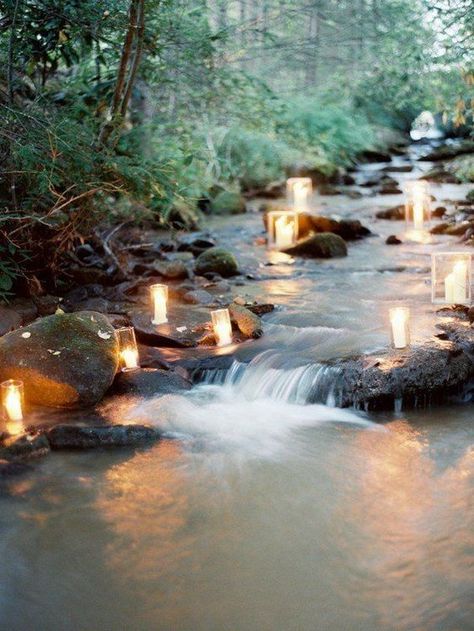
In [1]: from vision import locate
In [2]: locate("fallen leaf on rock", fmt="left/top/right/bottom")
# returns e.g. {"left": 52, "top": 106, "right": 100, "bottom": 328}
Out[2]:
{"left": 21, "top": 332, "right": 31, "bottom": 339}
{"left": 176, "top": 326, "right": 187, "bottom": 332}
{"left": 98, "top": 330, "right": 112, "bottom": 339}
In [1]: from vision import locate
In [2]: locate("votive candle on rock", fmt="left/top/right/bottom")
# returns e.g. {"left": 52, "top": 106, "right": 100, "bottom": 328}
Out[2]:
{"left": 431, "top": 252, "right": 472, "bottom": 305}
{"left": 211, "top": 308, "right": 233, "bottom": 347}
{"left": 151, "top": 283, "right": 168, "bottom": 325}
{"left": 389, "top": 307, "right": 410, "bottom": 349}
{"left": 1, "top": 379, "right": 24, "bottom": 435}
{"left": 116, "top": 326, "right": 140, "bottom": 372}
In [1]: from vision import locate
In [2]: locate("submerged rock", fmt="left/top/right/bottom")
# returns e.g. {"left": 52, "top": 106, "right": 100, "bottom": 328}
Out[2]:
{"left": 112, "top": 367, "right": 192, "bottom": 398}
{"left": 195, "top": 247, "right": 239, "bottom": 278}
{"left": 0, "top": 432, "right": 50, "bottom": 460}
{"left": 229, "top": 304, "right": 263, "bottom": 339}
{"left": 0, "top": 311, "right": 119, "bottom": 408}
{"left": 47, "top": 424, "right": 161, "bottom": 449}
{"left": 282, "top": 233, "right": 347, "bottom": 258}
{"left": 0, "top": 458, "right": 32, "bottom": 476}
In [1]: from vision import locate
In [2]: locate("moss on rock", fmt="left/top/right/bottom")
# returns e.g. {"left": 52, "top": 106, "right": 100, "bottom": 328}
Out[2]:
{"left": 282, "top": 232, "right": 347, "bottom": 258}
{"left": 194, "top": 247, "right": 239, "bottom": 277}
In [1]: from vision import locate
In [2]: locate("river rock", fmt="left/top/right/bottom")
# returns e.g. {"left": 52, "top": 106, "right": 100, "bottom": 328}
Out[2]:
{"left": 211, "top": 191, "right": 246, "bottom": 215}
{"left": 0, "top": 432, "right": 50, "bottom": 460}
{"left": 195, "top": 247, "right": 239, "bottom": 277}
{"left": 131, "top": 309, "right": 204, "bottom": 348}
{"left": 0, "top": 311, "right": 119, "bottom": 408}
{"left": 329, "top": 321, "right": 473, "bottom": 410}
{"left": 177, "top": 237, "right": 216, "bottom": 257}
{"left": 358, "top": 149, "right": 392, "bottom": 163}
{"left": 282, "top": 233, "right": 347, "bottom": 258}
{"left": 424, "top": 166, "right": 460, "bottom": 183}
{"left": 0, "top": 305, "right": 22, "bottom": 336}
{"left": 47, "top": 424, "right": 161, "bottom": 449}
{"left": 154, "top": 260, "right": 188, "bottom": 279}
{"left": 183, "top": 289, "right": 214, "bottom": 305}
{"left": 111, "top": 367, "right": 192, "bottom": 398}
{"left": 376, "top": 205, "right": 405, "bottom": 220}
{"left": 422, "top": 140, "right": 474, "bottom": 161}
{"left": 229, "top": 304, "right": 263, "bottom": 339}
{"left": 386, "top": 235, "right": 402, "bottom": 245}
{"left": 430, "top": 222, "right": 450, "bottom": 235}
{"left": 381, "top": 164, "right": 413, "bottom": 172}
{"left": 295, "top": 214, "right": 370, "bottom": 241}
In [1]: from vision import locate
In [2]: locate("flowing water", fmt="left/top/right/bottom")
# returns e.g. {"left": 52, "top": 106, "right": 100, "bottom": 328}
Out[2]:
{"left": 0, "top": 142, "right": 473, "bottom": 630}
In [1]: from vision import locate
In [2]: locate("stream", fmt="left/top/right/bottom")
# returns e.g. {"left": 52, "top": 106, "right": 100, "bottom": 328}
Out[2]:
{"left": 0, "top": 142, "right": 472, "bottom": 631}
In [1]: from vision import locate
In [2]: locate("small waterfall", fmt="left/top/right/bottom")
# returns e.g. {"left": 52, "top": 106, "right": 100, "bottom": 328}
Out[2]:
{"left": 196, "top": 349, "right": 345, "bottom": 407}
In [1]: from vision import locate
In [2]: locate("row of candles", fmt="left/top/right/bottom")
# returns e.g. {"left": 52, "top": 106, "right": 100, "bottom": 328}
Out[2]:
{"left": 272, "top": 178, "right": 472, "bottom": 350}
{"left": 0, "top": 291, "right": 234, "bottom": 434}
{"left": 1, "top": 180, "right": 472, "bottom": 433}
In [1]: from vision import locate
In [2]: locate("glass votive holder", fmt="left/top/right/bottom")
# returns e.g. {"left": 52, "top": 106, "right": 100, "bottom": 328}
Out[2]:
{"left": 151, "top": 283, "right": 168, "bottom": 325}
{"left": 211, "top": 308, "right": 233, "bottom": 347}
{"left": 403, "top": 180, "right": 431, "bottom": 230}
{"left": 286, "top": 177, "right": 312, "bottom": 211}
{"left": 1, "top": 379, "right": 25, "bottom": 435}
{"left": 431, "top": 252, "right": 472, "bottom": 305}
{"left": 389, "top": 307, "right": 411, "bottom": 349}
{"left": 116, "top": 326, "right": 140, "bottom": 372}
{"left": 267, "top": 210, "right": 298, "bottom": 250}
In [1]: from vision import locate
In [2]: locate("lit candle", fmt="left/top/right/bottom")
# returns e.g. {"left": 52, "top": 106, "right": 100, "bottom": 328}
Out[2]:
{"left": 1, "top": 380, "right": 24, "bottom": 435}
{"left": 211, "top": 309, "right": 233, "bottom": 347}
{"left": 121, "top": 347, "right": 139, "bottom": 371}
{"left": 445, "top": 261, "right": 468, "bottom": 304}
{"left": 444, "top": 272, "right": 455, "bottom": 303}
{"left": 116, "top": 327, "right": 140, "bottom": 372}
{"left": 287, "top": 177, "right": 312, "bottom": 211}
{"left": 389, "top": 307, "right": 410, "bottom": 349}
{"left": 151, "top": 284, "right": 168, "bottom": 325}
{"left": 413, "top": 197, "right": 424, "bottom": 230}
{"left": 274, "top": 214, "right": 296, "bottom": 249}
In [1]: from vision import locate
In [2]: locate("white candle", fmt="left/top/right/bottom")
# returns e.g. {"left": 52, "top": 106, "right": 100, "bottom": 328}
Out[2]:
{"left": 5, "top": 387, "right": 23, "bottom": 422}
{"left": 453, "top": 261, "right": 467, "bottom": 303}
{"left": 413, "top": 198, "right": 424, "bottom": 230}
{"left": 121, "top": 347, "right": 139, "bottom": 371}
{"left": 1, "top": 380, "right": 24, "bottom": 435}
{"left": 116, "top": 326, "right": 140, "bottom": 372}
{"left": 211, "top": 309, "right": 233, "bottom": 347}
{"left": 444, "top": 272, "right": 454, "bottom": 303}
{"left": 275, "top": 215, "right": 295, "bottom": 248}
{"left": 390, "top": 307, "right": 410, "bottom": 349}
{"left": 151, "top": 284, "right": 168, "bottom": 325}
{"left": 293, "top": 181, "right": 308, "bottom": 210}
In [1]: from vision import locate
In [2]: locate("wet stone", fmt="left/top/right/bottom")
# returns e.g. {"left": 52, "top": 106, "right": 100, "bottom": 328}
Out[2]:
{"left": 0, "top": 433, "right": 50, "bottom": 460}
{"left": 47, "top": 424, "right": 161, "bottom": 449}
{"left": 112, "top": 367, "right": 192, "bottom": 398}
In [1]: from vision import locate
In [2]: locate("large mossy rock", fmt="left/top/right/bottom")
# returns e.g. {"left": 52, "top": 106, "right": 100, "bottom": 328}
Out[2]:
{"left": 0, "top": 311, "right": 119, "bottom": 408}
{"left": 211, "top": 191, "right": 246, "bottom": 215}
{"left": 283, "top": 233, "right": 347, "bottom": 258}
{"left": 194, "top": 247, "right": 239, "bottom": 277}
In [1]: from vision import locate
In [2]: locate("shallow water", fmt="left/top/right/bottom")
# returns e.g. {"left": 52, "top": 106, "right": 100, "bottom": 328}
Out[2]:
{"left": 1, "top": 143, "right": 473, "bottom": 630}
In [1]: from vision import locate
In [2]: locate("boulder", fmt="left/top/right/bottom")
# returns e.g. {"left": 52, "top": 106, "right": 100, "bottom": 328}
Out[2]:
{"left": 195, "top": 247, "right": 239, "bottom": 278}
{"left": 47, "top": 424, "right": 161, "bottom": 449}
{"left": 154, "top": 260, "right": 188, "bottom": 279}
{"left": 376, "top": 205, "right": 405, "bottom": 220}
{"left": 0, "top": 432, "right": 50, "bottom": 460}
{"left": 424, "top": 166, "right": 460, "bottom": 183}
{"left": 0, "top": 311, "right": 119, "bottom": 408}
{"left": 422, "top": 141, "right": 474, "bottom": 161}
{"left": 282, "top": 233, "right": 347, "bottom": 258}
{"left": 320, "top": 320, "right": 474, "bottom": 410}
{"left": 112, "top": 368, "right": 192, "bottom": 398}
{"left": 229, "top": 304, "right": 263, "bottom": 339}
{"left": 183, "top": 289, "right": 214, "bottom": 305}
{"left": 211, "top": 191, "right": 246, "bottom": 215}
{"left": 0, "top": 306, "right": 22, "bottom": 336}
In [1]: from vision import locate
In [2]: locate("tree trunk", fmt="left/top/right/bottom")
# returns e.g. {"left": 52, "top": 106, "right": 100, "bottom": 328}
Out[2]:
{"left": 98, "top": 0, "right": 145, "bottom": 148}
